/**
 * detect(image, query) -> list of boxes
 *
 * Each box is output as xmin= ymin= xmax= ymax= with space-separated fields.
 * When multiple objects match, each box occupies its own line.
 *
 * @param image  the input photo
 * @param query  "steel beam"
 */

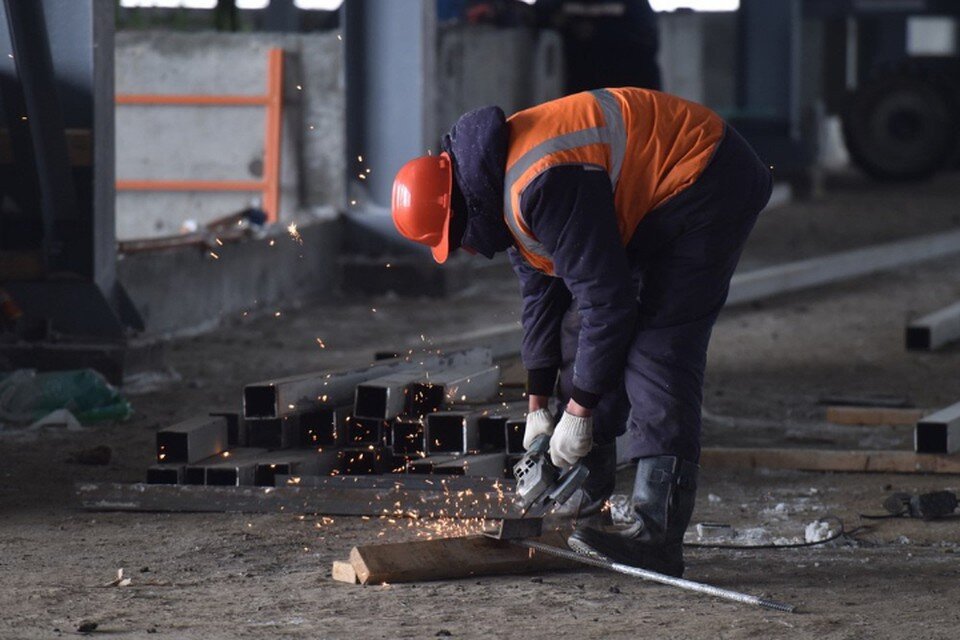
xmin=156 ymin=415 xmax=228 ymax=464
xmin=276 ymin=473 xmax=514 ymax=492
xmin=391 ymin=417 xmax=426 ymax=455
xmin=915 ymin=402 xmax=960 ymax=454
xmin=246 ymin=416 xmax=299 ymax=449
xmin=210 ymin=410 xmax=245 ymax=446
xmin=254 ymin=449 xmax=339 ymax=486
xmin=406 ymin=454 xmax=462 ymax=475
xmin=906 ymin=301 xmax=960 ymax=351
xmin=726 ymin=229 xmax=960 ymax=306
xmin=338 ymin=447 xmax=387 ymax=475
xmin=299 ymin=404 xmax=350 ymax=447
xmin=243 ymin=348 xmax=490 ymax=419
xmin=146 ymin=464 xmax=183 ymax=485
xmin=1 ymin=0 xmax=79 ymax=269
xmin=477 ymin=415 xmax=509 ymax=452
xmin=408 ymin=365 xmax=501 ymax=417
xmin=431 ymin=453 xmax=507 ymax=477
xmin=354 ymin=371 xmax=423 ymax=420
xmin=76 ymin=481 xmax=518 ymax=518
xmin=184 ymin=448 xmax=268 ymax=487
xmin=347 ymin=417 xmax=391 ymax=446
xmin=425 ymin=411 xmax=480 ymax=454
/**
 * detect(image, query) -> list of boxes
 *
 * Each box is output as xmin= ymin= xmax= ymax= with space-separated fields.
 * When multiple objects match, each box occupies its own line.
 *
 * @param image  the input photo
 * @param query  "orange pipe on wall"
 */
xmin=261 ymin=48 xmax=284 ymax=223
xmin=116 ymin=94 xmax=270 ymax=106
xmin=116 ymin=179 xmax=266 ymax=192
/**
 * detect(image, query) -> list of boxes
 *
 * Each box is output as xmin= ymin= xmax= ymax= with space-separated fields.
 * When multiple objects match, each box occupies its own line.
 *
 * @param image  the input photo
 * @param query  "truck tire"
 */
xmin=842 ymin=74 xmax=957 ymax=181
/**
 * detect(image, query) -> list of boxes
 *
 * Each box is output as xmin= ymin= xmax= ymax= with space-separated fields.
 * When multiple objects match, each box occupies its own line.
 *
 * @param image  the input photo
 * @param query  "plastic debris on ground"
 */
xmin=0 ymin=369 xmax=132 ymax=425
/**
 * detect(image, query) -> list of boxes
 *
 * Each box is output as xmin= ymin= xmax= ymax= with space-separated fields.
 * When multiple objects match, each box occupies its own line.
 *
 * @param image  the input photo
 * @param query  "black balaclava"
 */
xmin=448 ymin=175 xmax=469 ymax=253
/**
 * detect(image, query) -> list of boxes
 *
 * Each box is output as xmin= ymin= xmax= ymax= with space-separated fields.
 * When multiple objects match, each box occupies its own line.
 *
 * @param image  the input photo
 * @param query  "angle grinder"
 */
xmin=513 ymin=433 xmax=589 ymax=517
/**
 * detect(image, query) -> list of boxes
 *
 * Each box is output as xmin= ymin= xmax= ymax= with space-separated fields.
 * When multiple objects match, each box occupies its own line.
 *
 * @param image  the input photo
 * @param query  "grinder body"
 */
xmin=513 ymin=433 xmax=589 ymax=516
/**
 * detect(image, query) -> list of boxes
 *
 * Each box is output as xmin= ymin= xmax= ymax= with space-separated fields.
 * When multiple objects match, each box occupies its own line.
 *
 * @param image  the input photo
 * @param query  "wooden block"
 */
xmin=348 ymin=530 xmax=578 ymax=585
xmin=825 ymin=406 xmax=926 ymax=426
xmin=701 ymin=447 xmax=960 ymax=474
xmin=332 ymin=560 xmax=358 ymax=584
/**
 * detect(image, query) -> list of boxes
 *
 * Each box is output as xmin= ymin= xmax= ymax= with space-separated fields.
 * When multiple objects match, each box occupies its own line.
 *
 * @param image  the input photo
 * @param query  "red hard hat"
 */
xmin=391 ymin=152 xmax=454 ymax=263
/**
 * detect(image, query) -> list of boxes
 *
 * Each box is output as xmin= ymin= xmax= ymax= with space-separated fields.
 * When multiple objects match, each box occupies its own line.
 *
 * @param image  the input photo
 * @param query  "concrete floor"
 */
xmin=2 ymin=171 xmax=960 ymax=638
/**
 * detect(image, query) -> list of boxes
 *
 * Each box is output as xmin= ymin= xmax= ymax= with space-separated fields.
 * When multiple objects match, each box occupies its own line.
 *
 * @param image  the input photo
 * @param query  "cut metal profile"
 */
xmin=156 ymin=416 xmax=229 ymax=464
xmin=915 ymin=401 xmax=960 ymax=454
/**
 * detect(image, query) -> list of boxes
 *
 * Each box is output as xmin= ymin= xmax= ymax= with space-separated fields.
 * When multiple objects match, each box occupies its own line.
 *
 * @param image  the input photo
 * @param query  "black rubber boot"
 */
xmin=567 ymin=455 xmax=698 ymax=577
xmin=549 ymin=442 xmax=617 ymax=527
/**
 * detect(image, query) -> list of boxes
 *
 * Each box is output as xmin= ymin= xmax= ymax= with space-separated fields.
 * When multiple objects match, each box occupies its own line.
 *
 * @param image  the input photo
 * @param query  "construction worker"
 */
xmin=391 ymin=88 xmax=772 ymax=577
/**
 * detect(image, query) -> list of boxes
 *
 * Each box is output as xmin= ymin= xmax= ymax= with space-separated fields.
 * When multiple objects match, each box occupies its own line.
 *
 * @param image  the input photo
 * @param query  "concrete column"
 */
xmin=343 ymin=0 xmax=437 ymax=207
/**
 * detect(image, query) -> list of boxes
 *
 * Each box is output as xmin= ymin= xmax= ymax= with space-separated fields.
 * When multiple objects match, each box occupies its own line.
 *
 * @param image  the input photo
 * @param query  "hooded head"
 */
xmin=391 ymin=106 xmax=513 ymax=263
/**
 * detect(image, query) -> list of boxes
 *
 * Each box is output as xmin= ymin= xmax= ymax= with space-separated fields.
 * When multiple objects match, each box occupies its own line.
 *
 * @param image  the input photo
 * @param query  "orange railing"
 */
xmin=116 ymin=48 xmax=284 ymax=223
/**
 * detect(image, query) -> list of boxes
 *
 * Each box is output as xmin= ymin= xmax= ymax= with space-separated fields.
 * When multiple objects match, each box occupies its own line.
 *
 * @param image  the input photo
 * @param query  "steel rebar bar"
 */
xmin=516 ymin=539 xmax=796 ymax=613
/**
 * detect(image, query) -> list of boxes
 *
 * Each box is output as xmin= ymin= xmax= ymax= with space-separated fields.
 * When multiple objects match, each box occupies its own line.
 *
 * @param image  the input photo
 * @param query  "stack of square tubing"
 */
xmin=147 ymin=350 xmax=531 ymax=487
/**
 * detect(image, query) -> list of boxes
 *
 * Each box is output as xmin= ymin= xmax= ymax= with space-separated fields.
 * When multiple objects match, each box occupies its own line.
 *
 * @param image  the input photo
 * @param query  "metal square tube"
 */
xmin=243 ymin=348 xmax=492 ymax=419
xmin=408 ymin=365 xmax=501 ymax=417
xmin=156 ymin=415 xmax=228 ymax=464
xmin=425 ymin=411 xmax=480 ymax=454
xmin=915 ymin=401 xmax=960 ymax=454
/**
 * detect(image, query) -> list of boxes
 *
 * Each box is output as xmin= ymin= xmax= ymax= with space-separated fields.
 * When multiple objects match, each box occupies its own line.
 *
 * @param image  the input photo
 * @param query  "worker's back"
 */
xmin=506 ymin=88 xmax=725 ymax=252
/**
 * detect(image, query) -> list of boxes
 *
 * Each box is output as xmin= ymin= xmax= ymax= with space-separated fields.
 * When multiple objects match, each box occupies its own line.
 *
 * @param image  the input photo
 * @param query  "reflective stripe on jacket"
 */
xmin=504 ymin=87 xmax=725 ymax=274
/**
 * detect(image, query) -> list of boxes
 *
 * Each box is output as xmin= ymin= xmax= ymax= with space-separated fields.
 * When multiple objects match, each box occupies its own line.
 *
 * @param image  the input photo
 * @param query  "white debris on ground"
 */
xmin=734 ymin=526 xmax=800 ymax=546
xmin=707 ymin=493 xmax=722 ymax=504
xmin=804 ymin=519 xmax=834 ymax=544
xmin=696 ymin=522 xmax=736 ymax=541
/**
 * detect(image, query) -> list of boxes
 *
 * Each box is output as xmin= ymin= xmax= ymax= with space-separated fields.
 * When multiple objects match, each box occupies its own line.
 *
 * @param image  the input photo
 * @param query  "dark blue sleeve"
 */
xmin=520 ymin=164 xmax=637 ymax=407
xmin=508 ymin=247 xmax=571 ymax=395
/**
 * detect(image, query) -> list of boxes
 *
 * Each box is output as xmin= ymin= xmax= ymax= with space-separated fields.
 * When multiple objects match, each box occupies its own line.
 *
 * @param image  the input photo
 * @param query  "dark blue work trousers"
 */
xmin=556 ymin=126 xmax=773 ymax=464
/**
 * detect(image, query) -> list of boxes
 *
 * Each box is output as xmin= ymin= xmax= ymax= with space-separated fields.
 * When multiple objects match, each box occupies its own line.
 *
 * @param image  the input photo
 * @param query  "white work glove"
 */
xmin=549 ymin=411 xmax=593 ymax=469
xmin=523 ymin=408 xmax=555 ymax=450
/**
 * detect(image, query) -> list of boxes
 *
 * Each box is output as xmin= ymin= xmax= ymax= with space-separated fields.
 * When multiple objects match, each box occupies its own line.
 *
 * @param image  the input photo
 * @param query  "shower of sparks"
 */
xmin=209 ymin=251 xmax=220 ymax=260
xmin=287 ymin=222 xmax=303 ymax=245
xmin=316 ymin=338 xmax=326 ymax=349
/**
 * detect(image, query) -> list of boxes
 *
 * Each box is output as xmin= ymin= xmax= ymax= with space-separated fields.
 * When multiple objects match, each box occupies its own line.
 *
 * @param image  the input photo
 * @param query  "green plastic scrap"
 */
xmin=0 ymin=369 xmax=132 ymax=424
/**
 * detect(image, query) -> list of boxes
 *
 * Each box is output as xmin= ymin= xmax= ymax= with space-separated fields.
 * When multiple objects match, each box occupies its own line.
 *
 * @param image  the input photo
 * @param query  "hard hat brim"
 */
xmin=429 ymin=152 xmax=454 ymax=264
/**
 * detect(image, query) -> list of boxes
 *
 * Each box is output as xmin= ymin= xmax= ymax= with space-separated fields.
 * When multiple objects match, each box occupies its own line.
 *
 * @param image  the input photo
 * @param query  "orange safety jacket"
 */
xmin=504 ymin=88 xmax=725 ymax=275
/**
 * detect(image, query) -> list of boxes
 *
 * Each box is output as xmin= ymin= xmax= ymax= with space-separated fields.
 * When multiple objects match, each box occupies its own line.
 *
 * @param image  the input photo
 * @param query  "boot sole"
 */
xmin=567 ymin=535 xmax=615 ymax=564
xmin=567 ymin=531 xmax=685 ymax=577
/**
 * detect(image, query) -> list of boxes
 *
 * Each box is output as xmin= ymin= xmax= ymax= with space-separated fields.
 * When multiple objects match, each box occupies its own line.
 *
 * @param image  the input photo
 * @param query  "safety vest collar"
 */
xmin=503 ymin=89 xmax=626 ymax=272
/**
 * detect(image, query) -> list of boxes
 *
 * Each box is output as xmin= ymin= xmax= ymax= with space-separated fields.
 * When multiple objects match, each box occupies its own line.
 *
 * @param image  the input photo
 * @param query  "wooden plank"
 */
xmin=349 ymin=530 xmax=578 ymax=585
xmin=332 ymin=560 xmax=359 ymax=584
xmin=701 ymin=447 xmax=960 ymax=474
xmin=75 ymin=482 xmax=519 ymax=517
xmin=825 ymin=406 xmax=926 ymax=426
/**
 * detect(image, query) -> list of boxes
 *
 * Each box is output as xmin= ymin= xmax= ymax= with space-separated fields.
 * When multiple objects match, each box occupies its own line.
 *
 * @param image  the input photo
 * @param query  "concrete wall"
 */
xmin=658 ymin=11 xmax=737 ymax=112
xmin=118 ymin=216 xmax=341 ymax=338
xmin=115 ymin=31 xmax=344 ymax=240
xmin=435 ymin=26 xmax=564 ymax=143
